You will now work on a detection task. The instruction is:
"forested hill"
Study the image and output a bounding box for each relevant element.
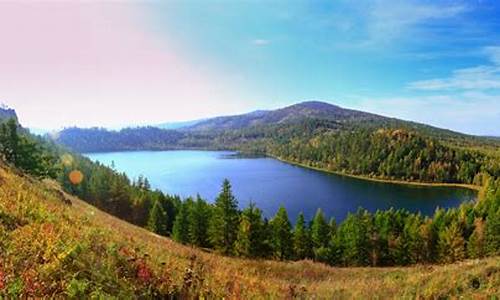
[55,101,489,151]
[53,101,500,185]
[182,101,385,131]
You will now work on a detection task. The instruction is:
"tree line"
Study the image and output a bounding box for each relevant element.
[151,178,499,266]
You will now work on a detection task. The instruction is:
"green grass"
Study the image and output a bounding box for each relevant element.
[0,162,499,298]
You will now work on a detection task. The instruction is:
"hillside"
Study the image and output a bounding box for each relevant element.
[0,161,499,298]
[182,101,385,131]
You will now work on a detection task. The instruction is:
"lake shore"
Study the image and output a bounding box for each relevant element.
[269,155,482,192]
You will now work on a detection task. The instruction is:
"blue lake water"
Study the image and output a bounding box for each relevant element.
[85,150,476,222]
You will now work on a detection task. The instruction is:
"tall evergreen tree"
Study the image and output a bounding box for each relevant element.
[172,200,191,244]
[188,195,211,247]
[437,221,466,263]
[270,206,293,260]
[310,208,330,261]
[485,208,500,256]
[235,202,264,257]
[293,212,312,260]
[337,209,371,266]
[208,179,239,254]
[395,215,424,265]
[467,218,486,258]
[147,199,168,235]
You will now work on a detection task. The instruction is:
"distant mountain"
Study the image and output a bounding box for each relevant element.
[183,101,384,131]
[156,118,206,130]
[54,100,500,154]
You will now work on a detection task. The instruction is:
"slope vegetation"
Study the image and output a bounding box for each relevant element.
[0,162,499,298]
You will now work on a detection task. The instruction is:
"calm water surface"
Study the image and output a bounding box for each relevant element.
[85,151,476,222]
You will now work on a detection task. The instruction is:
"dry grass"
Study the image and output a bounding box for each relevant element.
[0,162,498,299]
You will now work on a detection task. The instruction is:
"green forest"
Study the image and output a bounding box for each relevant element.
[1,117,499,267]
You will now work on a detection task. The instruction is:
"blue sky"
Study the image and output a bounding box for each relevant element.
[1,0,499,135]
[148,0,500,135]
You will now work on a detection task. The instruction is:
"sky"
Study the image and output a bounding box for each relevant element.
[0,0,499,135]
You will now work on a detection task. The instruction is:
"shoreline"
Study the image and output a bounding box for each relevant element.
[269,155,481,192]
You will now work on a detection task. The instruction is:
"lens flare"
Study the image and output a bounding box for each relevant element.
[68,170,84,185]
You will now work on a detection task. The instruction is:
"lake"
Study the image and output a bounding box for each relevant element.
[85,150,476,222]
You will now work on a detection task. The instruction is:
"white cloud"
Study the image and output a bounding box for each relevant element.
[352,92,500,136]
[408,66,500,90]
[252,39,270,46]
[408,46,500,91]
[363,0,467,46]
[484,46,500,65]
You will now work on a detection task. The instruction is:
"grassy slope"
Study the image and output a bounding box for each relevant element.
[0,163,499,298]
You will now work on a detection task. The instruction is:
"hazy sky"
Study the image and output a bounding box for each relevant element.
[1,1,499,135]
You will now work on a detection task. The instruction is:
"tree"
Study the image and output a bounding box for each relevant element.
[394,215,424,265]
[235,202,264,257]
[270,206,293,260]
[293,212,312,260]
[208,179,239,254]
[437,221,466,263]
[189,195,211,247]
[310,209,330,261]
[147,199,168,235]
[172,200,190,244]
[0,118,56,178]
[467,218,486,258]
[485,208,500,256]
[337,209,371,266]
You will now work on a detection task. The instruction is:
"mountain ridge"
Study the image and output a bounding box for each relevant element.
[181,101,387,131]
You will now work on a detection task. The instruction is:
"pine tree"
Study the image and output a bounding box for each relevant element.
[270,206,293,260]
[467,218,486,258]
[310,208,330,261]
[188,195,211,248]
[208,179,239,254]
[395,215,424,265]
[485,208,500,256]
[293,212,312,260]
[147,199,168,235]
[235,202,263,257]
[437,221,466,263]
[337,209,371,266]
[172,201,190,244]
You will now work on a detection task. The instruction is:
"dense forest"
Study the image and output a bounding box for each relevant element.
[1,116,499,267]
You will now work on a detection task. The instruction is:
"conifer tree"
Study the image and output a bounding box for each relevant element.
[208,179,239,254]
[437,221,466,263]
[293,212,312,260]
[189,195,211,247]
[172,201,190,244]
[310,209,330,261]
[147,199,168,235]
[467,218,486,258]
[395,215,424,265]
[337,209,371,266]
[235,202,264,257]
[485,208,500,256]
[259,218,274,258]
[270,206,293,260]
